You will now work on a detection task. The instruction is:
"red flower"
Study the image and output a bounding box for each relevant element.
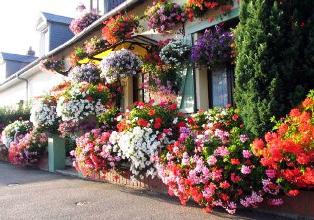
[289,108,301,117]
[137,118,149,127]
[177,121,186,128]
[230,158,240,165]
[169,103,177,111]
[86,96,94,102]
[287,189,300,197]
[296,153,310,165]
[231,173,241,183]
[232,114,239,121]
[154,117,162,129]
[219,181,230,189]
[148,109,155,116]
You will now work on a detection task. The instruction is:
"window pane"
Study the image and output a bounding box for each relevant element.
[211,67,228,107]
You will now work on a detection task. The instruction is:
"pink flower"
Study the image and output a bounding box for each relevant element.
[207,155,217,165]
[241,165,251,174]
[268,198,284,206]
[214,146,229,157]
[265,169,276,179]
[242,150,252,159]
[239,134,249,143]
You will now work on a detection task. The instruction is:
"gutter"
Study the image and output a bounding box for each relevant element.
[0,0,139,87]
[17,76,29,105]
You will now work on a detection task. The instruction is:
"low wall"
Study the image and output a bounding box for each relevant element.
[259,191,314,219]
[84,169,167,194]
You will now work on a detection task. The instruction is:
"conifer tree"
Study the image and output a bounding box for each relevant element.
[234,0,314,136]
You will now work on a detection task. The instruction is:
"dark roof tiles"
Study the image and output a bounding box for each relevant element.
[42,12,73,24]
[0,52,37,63]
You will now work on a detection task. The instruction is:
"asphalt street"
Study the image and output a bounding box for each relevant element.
[0,162,287,220]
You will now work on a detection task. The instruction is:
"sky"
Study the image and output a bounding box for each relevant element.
[0,0,91,56]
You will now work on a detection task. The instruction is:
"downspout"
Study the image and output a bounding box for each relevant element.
[17,76,29,106]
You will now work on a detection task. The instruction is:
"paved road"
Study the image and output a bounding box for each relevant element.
[0,162,286,220]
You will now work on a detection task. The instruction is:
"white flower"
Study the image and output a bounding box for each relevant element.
[116,126,171,178]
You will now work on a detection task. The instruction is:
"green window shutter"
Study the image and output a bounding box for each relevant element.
[177,67,195,113]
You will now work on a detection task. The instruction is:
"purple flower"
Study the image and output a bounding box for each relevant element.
[191,26,233,67]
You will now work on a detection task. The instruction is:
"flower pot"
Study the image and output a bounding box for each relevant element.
[47,134,65,172]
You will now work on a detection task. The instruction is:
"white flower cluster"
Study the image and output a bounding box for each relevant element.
[111,126,170,179]
[160,39,191,67]
[30,99,58,129]
[1,120,32,149]
[100,49,143,84]
[57,97,105,122]
[56,83,106,122]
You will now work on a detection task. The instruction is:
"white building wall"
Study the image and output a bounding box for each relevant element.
[0,81,26,106]
[28,70,65,100]
[0,67,65,107]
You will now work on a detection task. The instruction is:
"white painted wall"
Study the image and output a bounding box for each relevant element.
[28,70,65,99]
[0,66,65,106]
[0,81,26,106]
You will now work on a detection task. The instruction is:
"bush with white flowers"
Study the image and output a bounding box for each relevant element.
[115,126,171,179]
[30,95,59,132]
[100,49,143,84]
[159,39,191,68]
[68,63,101,83]
[1,120,32,149]
[56,82,109,122]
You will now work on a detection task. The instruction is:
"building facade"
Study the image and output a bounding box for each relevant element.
[0,0,240,112]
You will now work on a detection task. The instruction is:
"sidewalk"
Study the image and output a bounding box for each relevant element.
[0,162,287,220]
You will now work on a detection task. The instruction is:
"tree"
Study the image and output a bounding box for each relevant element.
[234,0,314,136]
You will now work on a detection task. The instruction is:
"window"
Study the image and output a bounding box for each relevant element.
[208,65,234,107]
[105,0,126,13]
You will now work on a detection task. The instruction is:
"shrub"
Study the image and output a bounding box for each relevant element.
[1,120,32,149]
[0,106,30,131]
[234,0,314,136]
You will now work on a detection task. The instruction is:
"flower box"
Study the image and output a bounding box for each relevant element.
[82,169,167,193]
[258,190,314,218]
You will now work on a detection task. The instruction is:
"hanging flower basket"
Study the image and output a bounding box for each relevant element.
[68,63,102,84]
[102,14,139,45]
[100,49,143,84]
[145,0,187,33]
[30,95,59,133]
[185,0,234,21]
[70,11,101,35]
[191,26,234,68]
[159,39,191,68]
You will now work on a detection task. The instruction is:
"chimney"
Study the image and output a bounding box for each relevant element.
[27,46,35,56]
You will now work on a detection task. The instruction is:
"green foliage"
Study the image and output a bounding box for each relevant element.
[234,0,314,136]
[0,106,31,131]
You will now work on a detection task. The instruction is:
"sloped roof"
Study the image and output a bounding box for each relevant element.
[0,52,37,63]
[41,12,73,24]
